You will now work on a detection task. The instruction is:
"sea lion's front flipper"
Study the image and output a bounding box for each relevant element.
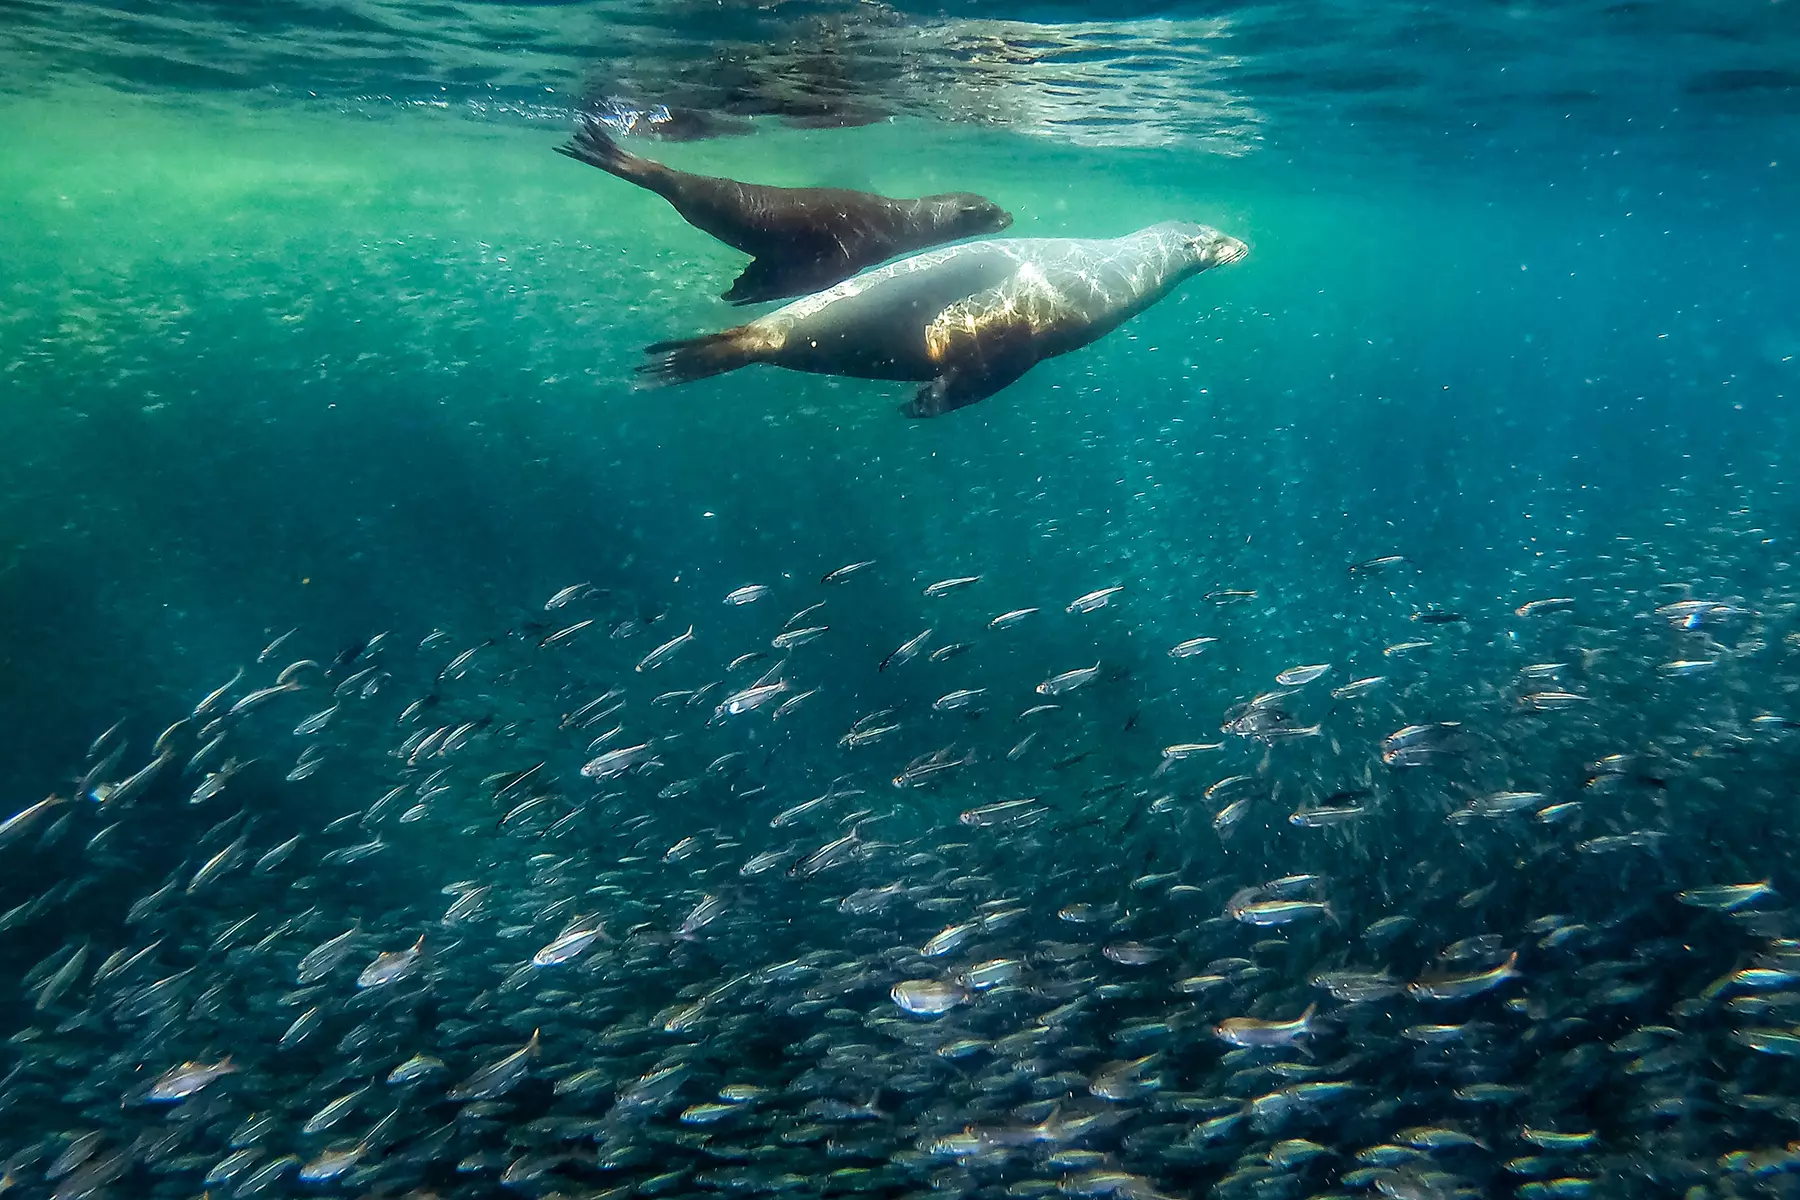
[722,255,841,306]
[905,279,1058,416]
[906,360,1033,418]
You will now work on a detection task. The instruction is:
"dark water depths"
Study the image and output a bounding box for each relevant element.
[2,3,1800,1198]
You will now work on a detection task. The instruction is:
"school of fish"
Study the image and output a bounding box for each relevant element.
[4,542,1800,1200]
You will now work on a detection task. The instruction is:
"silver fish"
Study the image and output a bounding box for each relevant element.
[447,1030,540,1101]
[924,575,981,597]
[636,626,694,671]
[1068,586,1123,613]
[1038,663,1101,695]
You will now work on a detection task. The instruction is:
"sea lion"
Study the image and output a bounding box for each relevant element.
[637,222,1247,417]
[556,120,1012,306]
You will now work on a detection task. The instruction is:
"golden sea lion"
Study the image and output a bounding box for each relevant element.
[637,222,1247,416]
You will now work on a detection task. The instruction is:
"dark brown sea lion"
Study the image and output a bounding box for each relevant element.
[636,222,1247,417]
[555,120,1012,306]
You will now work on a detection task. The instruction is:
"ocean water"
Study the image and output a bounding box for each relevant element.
[3,2,1800,1197]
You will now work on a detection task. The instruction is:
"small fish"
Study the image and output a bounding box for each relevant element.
[387,1054,446,1085]
[533,923,604,966]
[1349,555,1411,573]
[1409,952,1521,1000]
[148,1056,238,1101]
[438,642,490,680]
[544,582,591,610]
[821,560,874,584]
[1231,899,1332,926]
[1468,790,1547,817]
[279,1006,322,1049]
[0,796,68,850]
[1213,796,1256,832]
[1068,586,1123,613]
[1162,743,1223,759]
[961,799,1046,827]
[1412,610,1466,624]
[636,626,694,671]
[933,689,987,712]
[301,1088,366,1134]
[894,747,976,788]
[1384,640,1433,656]
[539,619,593,646]
[447,1029,541,1101]
[924,575,981,597]
[298,1142,367,1184]
[989,608,1038,629]
[880,629,932,672]
[1205,589,1258,603]
[772,689,817,720]
[1290,804,1366,827]
[724,584,770,605]
[1518,691,1590,711]
[1038,663,1101,696]
[296,924,362,984]
[1659,659,1715,676]
[1276,663,1330,687]
[188,828,253,892]
[922,922,977,957]
[292,705,338,736]
[892,979,970,1015]
[1521,1129,1597,1150]
[357,935,424,988]
[1331,675,1386,698]
[1168,637,1218,657]
[1677,881,1774,911]
[784,601,826,629]
[840,723,901,748]
[1216,1004,1318,1047]
[442,885,490,924]
[257,629,297,663]
[1515,597,1575,617]
[582,742,655,779]
[716,681,789,718]
[193,668,245,717]
[771,625,827,649]
[228,682,303,716]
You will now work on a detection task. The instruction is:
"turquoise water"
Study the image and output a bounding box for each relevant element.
[3,3,1800,1197]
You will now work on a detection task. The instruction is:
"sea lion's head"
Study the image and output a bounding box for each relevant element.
[1163,221,1248,270]
[922,193,1014,238]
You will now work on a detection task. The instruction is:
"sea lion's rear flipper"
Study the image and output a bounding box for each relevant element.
[638,327,767,386]
[723,255,843,306]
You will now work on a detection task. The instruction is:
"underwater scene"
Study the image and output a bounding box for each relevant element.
[3,1,1800,1197]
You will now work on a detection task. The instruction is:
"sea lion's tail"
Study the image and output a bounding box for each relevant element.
[556,120,656,185]
[638,328,760,386]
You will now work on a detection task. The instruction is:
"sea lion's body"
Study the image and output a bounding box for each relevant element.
[557,122,1011,305]
[639,222,1247,416]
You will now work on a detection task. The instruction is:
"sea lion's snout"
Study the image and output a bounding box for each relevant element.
[1189,231,1247,267]
[938,194,1012,235]
[1213,236,1248,265]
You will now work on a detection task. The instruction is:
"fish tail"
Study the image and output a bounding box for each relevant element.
[639,328,762,386]
[555,119,657,186]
